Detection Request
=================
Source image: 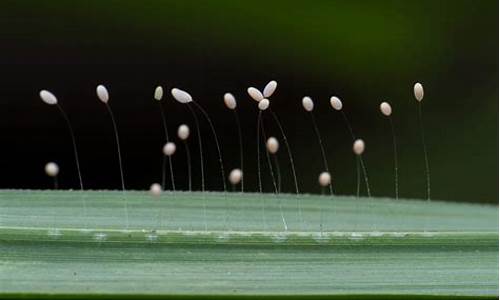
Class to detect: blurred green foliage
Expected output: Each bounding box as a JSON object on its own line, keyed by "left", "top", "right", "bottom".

{"left": 1, "top": 0, "right": 497, "bottom": 203}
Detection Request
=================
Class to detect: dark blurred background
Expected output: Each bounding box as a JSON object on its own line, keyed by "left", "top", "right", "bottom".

{"left": 0, "top": 0, "right": 497, "bottom": 203}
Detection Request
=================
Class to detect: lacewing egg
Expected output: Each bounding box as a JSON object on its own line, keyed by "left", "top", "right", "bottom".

{"left": 318, "top": 171, "right": 331, "bottom": 187}
{"left": 171, "top": 88, "right": 193, "bottom": 103}
{"left": 177, "top": 124, "right": 190, "bottom": 140}
{"left": 263, "top": 80, "right": 277, "bottom": 98}
{"left": 247, "top": 87, "right": 264, "bottom": 102}
{"left": 380, "top": 102, "right": 392, "bottom": 116}
{"left": 149, "top": 183, "right": 162, "bottom": 197}
{"left": 96, "top": 85, "right": 109, "bottom": 103}
{"left": 353, "top": 139, "right": 365, "bottom": 155}
{"left": 414, "top": 83, "right": 424, "bottom": 102}
{"left": 330, "top": 96, "right": 343, "bottom": 111}
{"left": 229, "top": 168, "right": 243, "bottom": 185}
{"left": 224, "top": 93, "right": 237, "bottom": 110}
{"left": 39, "top": 90, "right": 58, "bottom": 105}
{"left": 266, "top": 137, "right": 279, "bottom": 154}
{"left": 258, "top": 99, "right": 270, "bottom": 110}
{"left": 302, "top": 96, "right": 314, "bottom": 112}
{"left": 163, "top": 142, "right": 176, "bottom": 156}
{"left": 45, "top": 162, "right": 59, "bottom": 177}
{"left": 154, "top": 86, "right": 163, "bottom": 101}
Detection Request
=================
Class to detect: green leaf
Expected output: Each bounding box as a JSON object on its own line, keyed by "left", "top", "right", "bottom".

{"left": 0, "top": 190, "right": 497, "bottom": 299}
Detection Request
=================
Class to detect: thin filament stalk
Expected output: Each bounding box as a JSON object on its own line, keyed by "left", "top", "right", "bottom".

{"left": 183, "top": 141, "right": 192, "bottom": 191}
{"left": 105, "top": 104, "right": 128, "bottom": 229}
{"left": 270, "top": 110, "right": 301, "bottom": 227}
{"left": 260, "top": 116, "right": 278, "bottom": 194}
{"left": 418, "top": 103, "right": 431, "bottom": 201}
{"left": 105, "top": 104, "right": 125, "bottom": 191}
{"left": 310, "top": 112, "right": 333, "bottom": 195}
{"left": 56, "top": 104, "right": 86, "bottom": 225}
{"left": 341, "top": 111, "right": 361, "bottom": 197}
{"left": 187, "top": 104, "right": 204, "bottom": 192}
{"left": 233, "top": 110, "right": 244, "bottom": 192}
{"left": 188, "top": 103, "right": 209, "bottom": 232}
{"left": 257, "top": 111, "right": 266, "bottom": 230}
{"left": 256, "top": 111, "right": 263, "bottom": 193}
{"left": 358, "top": 156, "right": 371, "bottom": 197}
{"left": 389, "top": 117, "right": 399, "bottom": 199}
{"left": 270, "top": 110, "right": 299, "bottom": 194}
{"left": 56, "top": 105, "right": 83, "bottom": 190}
{"left": 158, "top": 102, "right": 175, "bottom": 191}
{"left": 192, "top": 102, "right": 227, "bottom": 192}
{"left": 273, "top": 155, "right": 282, "bottom": 193}
{"left": 260, "top": 116, "right": 286, "bottom": 231}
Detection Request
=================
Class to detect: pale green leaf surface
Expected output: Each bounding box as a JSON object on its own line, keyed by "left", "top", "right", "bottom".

{"left": 0, "top": 190, "right": 497, "bottom": 298}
